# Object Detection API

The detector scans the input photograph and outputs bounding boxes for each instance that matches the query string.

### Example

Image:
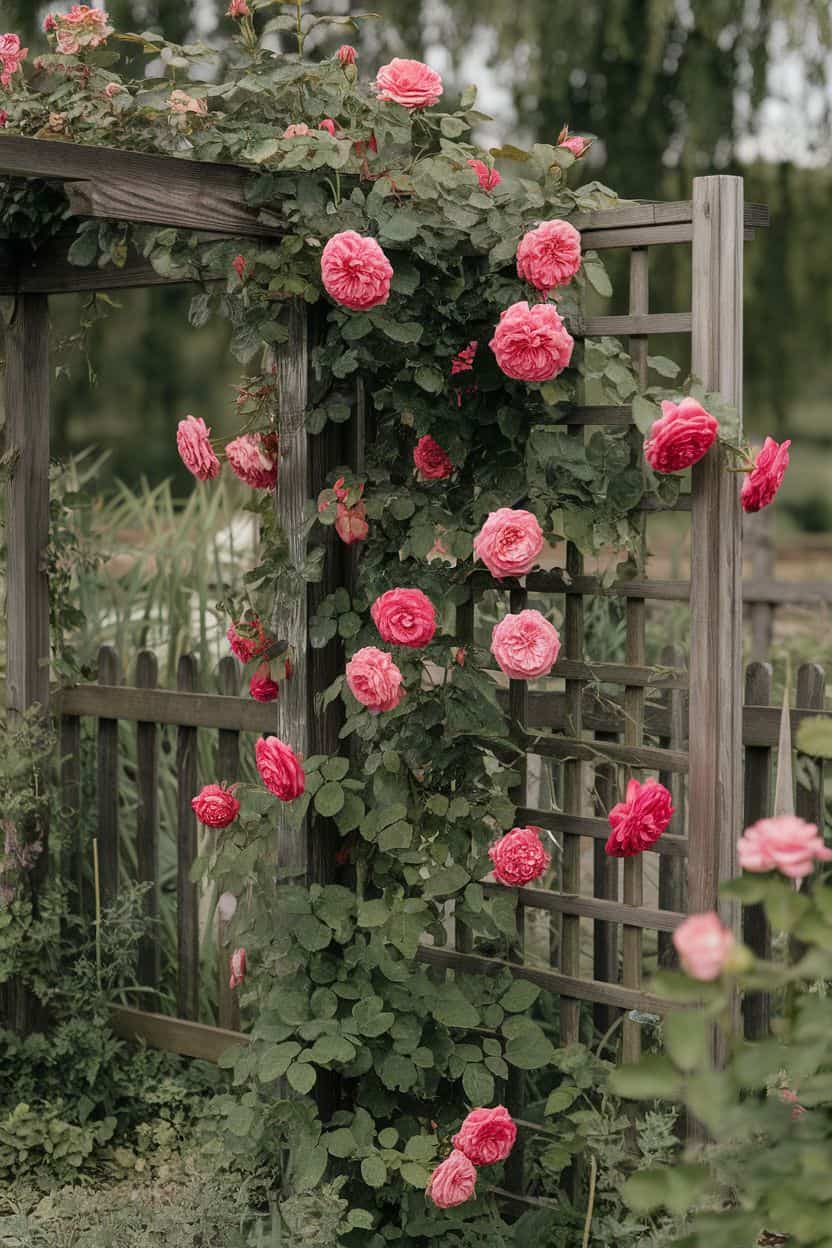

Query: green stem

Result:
[295,0,303,54]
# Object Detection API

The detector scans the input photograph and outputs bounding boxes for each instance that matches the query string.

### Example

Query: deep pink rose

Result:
[451,341,478,375]
[227,616,271,664]
[0,33,28,87]
[474,507,544,579]
[345,646,404,712]
[374,58,443,109]
[643,398,718,474]
[250,662,279,703]
[737,814,832,880]
[43,15,57,33]
[335,501,369,544]
[516,219,582,293]
[489,301,574,382]
[491,609,560,679]
[255,736,305,801]
[605,778,674,857]
[467,159,501,191]
[741,437,791,513]
[414,435,453,481]
[0,109,7,126]
[176,415,221,481]
[371,588,437,648]
[227,0,250,15]
[672,911,735,981]
[283,122,312,137]
[232,254,246,279]
[337,44,356,67]
[426,1150,477,1209]
[452,1106,517,1165]
[191,783,240,829]
[229,947,246,990]
[318,117,337,136]
[321,230,393,311]
[489,826,551,886]
[226,433,278,490]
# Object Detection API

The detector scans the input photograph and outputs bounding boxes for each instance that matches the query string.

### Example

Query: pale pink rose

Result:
[0,33,27,88]
[489,826,551,886]
[426,1150,477,1209]
[489,301,574,382]
[467,159,501,191]
[217,891,237,922]
[452,1106,517,1166]
[473,507,544,579]
[249,661,279,703]
[191,783,240,829]
[451,341,478,375]
[346,646,404,713]
[371,588,437,648]
[741,437,791,513]
[605,778,674,858]
[643,398,718,474]
[176,415,221,481]
[232,253,246,279]
[226,0,250,15]
[557,126,591,157]
[374,58,443,109]
[255,736,305,801]
[321,231,393,311]
[672,911,735,982]
[413,435,453,481]
[491,609,560,679]
[103,81,124,98]
[229,947,247,990]
[283,122,312,138]
[168,90,207,116]
[737,814,832,880]
[337,44,356,67]
[318,118,337,137]
[227,616,271,664]
[516,219,582,293]
[226,433,278,490]
[335,501,369,545]
[53,5,113,54]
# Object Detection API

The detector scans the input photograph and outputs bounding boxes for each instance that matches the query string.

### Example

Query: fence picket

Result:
[216,656,241,1033]
[658,643,687,967]
[96,644,121,906]
[742,661,773,1039]
[176,654,200,1021]
[60,713,83,914]
[136,650,160,993]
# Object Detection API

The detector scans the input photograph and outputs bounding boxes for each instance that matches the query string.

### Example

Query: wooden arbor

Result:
[1,133,764,1051]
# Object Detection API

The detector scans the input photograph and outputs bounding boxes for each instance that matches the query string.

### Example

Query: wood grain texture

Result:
[111,1006,247,1063]
[55,682,278,732]
[176,654,199,1021]
[572,199,768,231]
[96,644,121,907]
[742,661,772,1040]
[482,883,684,932]
[794,662,826,831]
[525,731,687,774]
[216,656,241,1033]
[0,236,205,294]
[568,312,691,338]
[135,650,160,993]
[506,587,528,1189]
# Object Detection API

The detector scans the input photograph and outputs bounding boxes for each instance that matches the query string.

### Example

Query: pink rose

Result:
[374,58,443,109]
[489,826,551,886]
[168,90,207,115]
[452,1106,517,1166]
[414,435,453,481]
[345,646,404,712]
[672,911,735,981]
[426,1150,477,1209]
[227,616,271,664]
[335,501,369,545]
[491,609,560,679]
[318,118,337,137]
[737,814,832,880]
[557,127,591,157]
[53,5,113,54]
[605,778,674,858]
[176,415,221,481]
[516,219,582,294]
[643,397,718,474]
[473,507,544,579]
[489,301,574,382]
[43,15,57,33]
[250,662,279,703]
[255,736,305,801]
[371,588,437,648]
[232,254,246,279]
[451,341,478,375]
[227,0,250,15]
[337,44,356,67]
[283,122,312,138]
[467,159,501,191]
[103,81,124,98]
[0,110,6,127]
[741,437,791,513]
[321,230,393,311]
[226,433,278,490]
[0,33,28,88]
[229,947,246,990]
[191,783,240,829]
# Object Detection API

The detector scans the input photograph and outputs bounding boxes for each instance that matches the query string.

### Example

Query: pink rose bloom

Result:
[451,341,478,375]
[321,230,393,311]
[227,616,271,664]
[250,662,279,703]
[489,301,574,382]
[255,736,305,801]
[229,947,247,990]
[605,778,674,858]
[232,254,246,279]
[452,1106,517,1165]
[318,118,337,137]
[227,0,250,15]
[489,826,551,886]
[226,433,278,490]
[467,159,501,191]
[191,783,240,829]
[0,33,28,88]
[453,647,466,666]
[741,437,791,513]
[176,415,221,481]
[672,911,735,982]
[103,81,124,98]
[0,110,6,127]
[474,507,544,579]
[643,397,719,474]
[283,122,312,137]
[53,5,113,54]
[737,814,832,880]
[414,434,453,481]
[371,588,437,648]
[557,127,591,157]
[516,219,582,294]
[426,1150,477,1209]
[374,58,443,109]
[335,501,369,545]
[346,646,404,713]
[43,15,57,33]
[491,609,561,679]
[168,90,207,115]
[337,45,356,67]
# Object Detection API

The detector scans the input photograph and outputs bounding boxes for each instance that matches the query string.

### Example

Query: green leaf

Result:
[357,899,389,928]
[609,1056,682,1100]
[440,115,468,138]
[400,1161,431,1187]
[325,1127,356,1158]
[314,781,345,817]
[632,394,660,435]
[361,1153,387,1188]
[623,1164,709,1216]
[544,1086,579,1115]
[294,915,332,952]
[378,820,413,851]
[414,365,445,394]
[500,980,541,1013]
[796,715,832,759]
[503,1018,556,1070]
[379,212,420,243]
[68,229,100,268]
[433,984,480,1031]
[647,354,681,379]
[463,1062,495,1104]
[663,1010,709,1073]
[258,1042,301,1083]
[227,1104,255,1136]
[309,1034,357,1064]
[423,864,469,898]
[286,1061,317,1095]
[353,997,395,1037]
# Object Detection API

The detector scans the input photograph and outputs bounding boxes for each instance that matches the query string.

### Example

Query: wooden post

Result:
[96,644,121,907]
[217,655,241,1033]
[742,661,772,1039]
[658,643,687,967]
[688,177,745,926]
[176,653,199,1020]
[135,650,160,993]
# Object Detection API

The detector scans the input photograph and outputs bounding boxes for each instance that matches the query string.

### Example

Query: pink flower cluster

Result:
[491,609,560,679]
[474,508,544,579]
[226,0,250,16]
[489,301,574,382]
[346,646,404,712]
[43,6,113,55]
[168,89,206,116]
[321,230,393,311]
[374,58,443,109]
[605,777,674,857]
[371,588,436,648]
[557,125,591,157]
[738,814,832,880]
[319,477,369,546]
[250,661,280,703]
[489,826,551,886]
[0,33,27,88]
[427,1106,517,1209]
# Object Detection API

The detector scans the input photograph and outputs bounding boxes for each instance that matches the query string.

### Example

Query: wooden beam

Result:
[572,198,768,230]
[568,312,692,338]
[481,882,686,933]
[0,236,203,294]
[111,1005,247,1063]
[54,681,278,732]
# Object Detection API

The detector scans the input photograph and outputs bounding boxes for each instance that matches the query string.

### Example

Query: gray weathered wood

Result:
[0,236,204,295]
[572,198,768,231]
[568,312,691,338]
[111,1005,247,1063]
[135,650,160,993]
[742,661,772,1039]
[745,508,775,661]
[525,729,687,774]
[592,730,619,1033]
[506,587,528,1189]
[55,682,278,732]
[658,644,687,967]
[216,656,241,1033]
[176,654,200,1021]
[96,644,121,907]
[795,662,826,831]
[560,532,583,1044]
[482,883,685,932]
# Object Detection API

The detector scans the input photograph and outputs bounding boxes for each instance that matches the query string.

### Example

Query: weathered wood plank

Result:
[568,312,691,338]
[526,731,688,774]
[517,807,689,858]
[176,654,200,1021]
[111,1005,247,1063]
[506,586,529,1188]
[482,882,685,932]
[795,663,826,831]
[55,683,278,732]
[0,236,203,294]
[64,177,279,239]
[216,656,241,1034]
[135,650,160,993]
[658,644,687,967]
[571,199,768,231]
[96,644,121,907]
[592,731,619,1031]
[742,661,772,1040]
